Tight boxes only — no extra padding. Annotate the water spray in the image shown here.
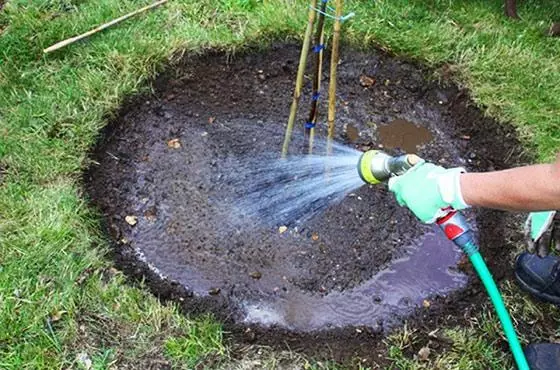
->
[357,150,529,370]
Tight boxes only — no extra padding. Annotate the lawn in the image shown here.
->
[0,0,559,368]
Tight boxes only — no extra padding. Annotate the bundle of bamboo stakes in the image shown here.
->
[281,0,345,157]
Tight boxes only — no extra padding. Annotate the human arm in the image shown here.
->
[388,153,560,253]
[388,153,560,223]
[460,154,560,211]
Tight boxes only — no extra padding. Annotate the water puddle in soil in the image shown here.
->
[379,119,434,153]
[243,229,467,330]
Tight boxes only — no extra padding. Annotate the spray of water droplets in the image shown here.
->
[222,142,366,227]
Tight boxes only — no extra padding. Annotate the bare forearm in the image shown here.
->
[460,155,560,211]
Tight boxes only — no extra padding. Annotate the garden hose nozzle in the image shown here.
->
[357,150,421,184]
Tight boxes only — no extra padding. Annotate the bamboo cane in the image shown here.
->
[281,0,318,158]
[308,30,326,154]
[326,0,342,155]
[44,0,168,54]
[305,0,328,154]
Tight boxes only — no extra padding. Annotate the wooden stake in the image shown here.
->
[281,0,317,158]
[43,0,168,54]
[327,0,342,155]
[308,30,326,154]
[305,0,328,154]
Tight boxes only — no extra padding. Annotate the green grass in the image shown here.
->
[0,0,559,368]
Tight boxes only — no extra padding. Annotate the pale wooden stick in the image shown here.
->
[43,0,168,53]
[326,0,342,155]
[306,0,329,155]
[281,0,318,158]
[308,29,326,155]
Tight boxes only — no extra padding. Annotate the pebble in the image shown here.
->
[208,287,221,295]
[125,215,137,226]
[249,271,262,280]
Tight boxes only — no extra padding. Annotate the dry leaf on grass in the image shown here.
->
[418,346,430,361]
[76,352,92,370]
[50,310,66,323]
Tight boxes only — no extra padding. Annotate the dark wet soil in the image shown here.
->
[85,43,528,366]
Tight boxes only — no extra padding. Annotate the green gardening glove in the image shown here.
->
[525,211,559,256]
[388,162,470,223]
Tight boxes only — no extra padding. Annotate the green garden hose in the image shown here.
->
[470,251,529,369]
[438,213,530,370]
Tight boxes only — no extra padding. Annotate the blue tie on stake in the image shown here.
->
[305,121,316,129]
[313,44,325,53]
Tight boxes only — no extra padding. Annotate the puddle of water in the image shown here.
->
[378,119,433,153]
[243,227,468,331]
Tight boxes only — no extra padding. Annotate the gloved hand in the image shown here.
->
[525,211,559,256]
[388,162,470,223]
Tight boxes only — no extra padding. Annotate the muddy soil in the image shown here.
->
[85,43,527,366]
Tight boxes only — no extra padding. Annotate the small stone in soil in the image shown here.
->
[167,138,181,149]
[278,226,287,234]
[249,271,262,280]
[125,215,137,226]
[208,287,221,295]
[359,74,376,87]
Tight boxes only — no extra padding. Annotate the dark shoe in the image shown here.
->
[515,252,560,305]
[525,343,560,370]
